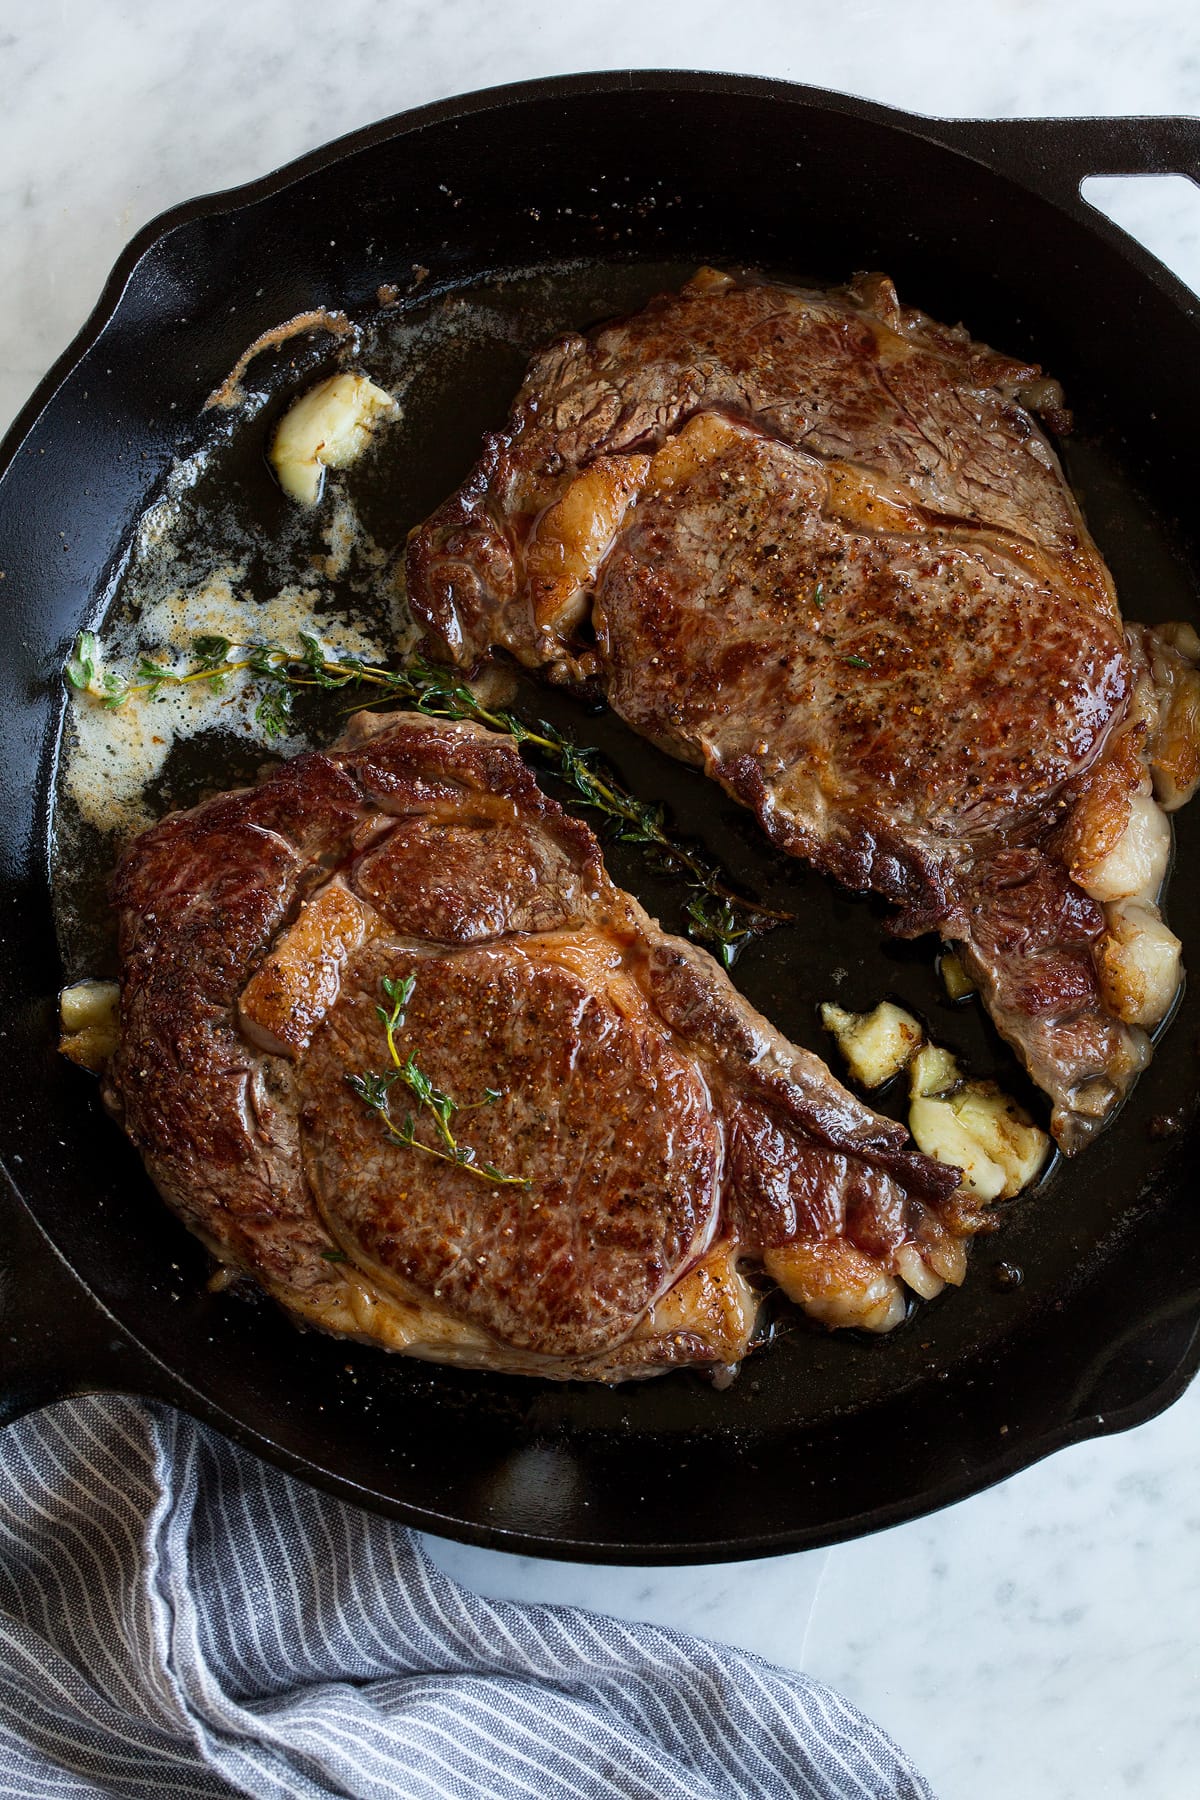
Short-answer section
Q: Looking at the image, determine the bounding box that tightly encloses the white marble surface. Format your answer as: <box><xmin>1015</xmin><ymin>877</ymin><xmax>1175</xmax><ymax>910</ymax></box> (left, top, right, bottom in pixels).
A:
<box><xmin>3</xmin><ymin>3</ymin><xmax>1199</xmax><ymax>1795</ymax></box>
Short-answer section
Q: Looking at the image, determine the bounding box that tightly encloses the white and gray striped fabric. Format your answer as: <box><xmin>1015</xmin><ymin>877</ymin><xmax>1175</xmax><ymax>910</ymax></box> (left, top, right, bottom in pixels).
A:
<box><xmin>0</xmin><ymin>1396</ymin><xmax>934</xmax><ymax>1799</ymax></box>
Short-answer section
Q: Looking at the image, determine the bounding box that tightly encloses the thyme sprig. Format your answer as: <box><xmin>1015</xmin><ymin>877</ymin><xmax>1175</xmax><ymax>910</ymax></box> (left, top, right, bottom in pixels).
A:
<box><xmin>346</xmin><ymin>975</ymin><xmax>528</xmax><ymax>1187</ymax></box>
<box><xmin>65</xmin><ymin>629</ymin><xmax>789</xmax><ymax>966</ymax></box>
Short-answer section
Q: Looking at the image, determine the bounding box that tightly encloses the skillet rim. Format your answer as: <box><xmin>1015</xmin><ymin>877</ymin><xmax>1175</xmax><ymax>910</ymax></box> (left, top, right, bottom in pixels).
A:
<box><xmin>5</xmin><ymin>69</ymin><xmax>1200</xmax><ymax>478</ymax></box>
<box><xmin>2</xmin><ymin>69</ymin><xmax>1199</xmax><ymax>1563</ymax></box>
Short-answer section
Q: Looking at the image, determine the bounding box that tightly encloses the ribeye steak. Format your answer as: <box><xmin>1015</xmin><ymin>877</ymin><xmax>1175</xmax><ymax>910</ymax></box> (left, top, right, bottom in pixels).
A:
<box><xmin>407</xmin><ymin>270</ymin><xmax>1200</xmax><ymax>1148</ymax></box>
<box><xmin>104</xmin><ymin>711</ymin><xmax>966</xmax><ymax>1381</ymax></box>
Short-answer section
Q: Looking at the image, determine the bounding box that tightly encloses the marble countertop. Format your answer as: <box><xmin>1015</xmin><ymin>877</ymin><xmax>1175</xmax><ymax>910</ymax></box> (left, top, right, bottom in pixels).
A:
<box><xmin>3</xmin><ymin>3</ymin><xmax>1198</xmax><ymax>1795</ymax></box>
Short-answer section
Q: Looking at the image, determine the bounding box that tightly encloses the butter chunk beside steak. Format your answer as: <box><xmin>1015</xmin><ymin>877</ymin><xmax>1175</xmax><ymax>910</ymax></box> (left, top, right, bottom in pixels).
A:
<box><xmin>104</xmin><ymin>712</ymin><xmax>966</xmax><ymax>1380</ymax></box>
<box><xmin>406</xmin><ymin>269</ymin><xmax>1200</xmax><ymax>1149</ymax></box>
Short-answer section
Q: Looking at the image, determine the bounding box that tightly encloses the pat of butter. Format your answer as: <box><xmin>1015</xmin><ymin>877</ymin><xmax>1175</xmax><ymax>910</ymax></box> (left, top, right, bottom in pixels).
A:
<box><xmin>270</xmin><ymin>373</ymin><xmax>397</xmax><ymax>505</ymax></box>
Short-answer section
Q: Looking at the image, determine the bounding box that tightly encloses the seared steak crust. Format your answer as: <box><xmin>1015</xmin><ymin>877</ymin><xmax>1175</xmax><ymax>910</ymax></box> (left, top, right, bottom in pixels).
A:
<box><xmin>407</xmin><ymin>270</ymin><xmax>1200</xmax><ymax>1146</ymax></box>
<box><xmin>106</xmin><ymin>711</ymin><xmax>965</xmax><ymax>1379</ymax></box>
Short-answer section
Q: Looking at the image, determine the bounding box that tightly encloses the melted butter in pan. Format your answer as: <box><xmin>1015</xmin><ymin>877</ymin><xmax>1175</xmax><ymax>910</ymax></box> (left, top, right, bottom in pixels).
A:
<box><xmin>61</xmin><ymin>571</ymin><xmax>390</xmax><ymax>841</ymax></box>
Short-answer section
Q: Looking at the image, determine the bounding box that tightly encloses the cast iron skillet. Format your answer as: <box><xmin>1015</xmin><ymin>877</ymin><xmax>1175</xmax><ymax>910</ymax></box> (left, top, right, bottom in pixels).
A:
<box><xmin>2</xmin><ymin>72</ymin><xmax>1199</xmax><ymax>1564</ymax></box>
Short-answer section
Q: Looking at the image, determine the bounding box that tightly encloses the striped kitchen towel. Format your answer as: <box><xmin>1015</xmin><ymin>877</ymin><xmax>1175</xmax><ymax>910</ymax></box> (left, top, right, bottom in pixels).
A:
<box><xmin>0</xmin><ymin>1395</ymin><xmax>933</xmax><ymax>1799</ymax></box>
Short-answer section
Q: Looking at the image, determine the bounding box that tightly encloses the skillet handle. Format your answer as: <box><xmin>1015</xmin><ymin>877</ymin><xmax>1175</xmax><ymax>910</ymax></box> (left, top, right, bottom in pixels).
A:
<box><xmin>929</xmin><ymin>113</ymin><xmax>1200</xmax><ymax>209</ymax></box>
<box><xmin>0</xmin><ymin>1165</ymin><xmax>169</xmax><ymax>1426</ymax></box>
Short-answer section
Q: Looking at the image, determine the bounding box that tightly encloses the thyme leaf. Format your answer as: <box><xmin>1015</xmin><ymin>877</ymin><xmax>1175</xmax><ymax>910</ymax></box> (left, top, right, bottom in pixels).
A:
<box><xmin>64</xmin><ymin>631</ymin><xmax>98</xmax><ymax>692</ymax></box>
<box><xmin>192</xmin><ymin>633</ymin><xmax>234</xmax><ymax>665</ymax></box>
<box><xmin>346</xmin><ymin>1069</ymin><xmax>399</xmax><ymax>1111</ymax></box>
<box><xmin>64</xmin><ymin>630</ymin><xmax>126</xmax><ymax>706</ymax></box>
<box><xmin>255</xmin><ymin>685</ymin><xmax>294</xmax><ymax>737</ymax></box>
<box><xmin>376</xmin><ymin>972</ymin><xmax>415</xmax><ymax>1067</ymax></box>
<box><xmin>685</xmin><ymin>892</ymin><xmax>762</xmax><ymax>972</ymax></box>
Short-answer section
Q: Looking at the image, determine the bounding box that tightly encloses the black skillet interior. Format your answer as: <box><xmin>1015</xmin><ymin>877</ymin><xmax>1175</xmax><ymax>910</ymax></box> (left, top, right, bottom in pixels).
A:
<box><xmin>2</xmin><ymin>74</ymin><xmax>1199</xmax><ymax>1562</ymax></box>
